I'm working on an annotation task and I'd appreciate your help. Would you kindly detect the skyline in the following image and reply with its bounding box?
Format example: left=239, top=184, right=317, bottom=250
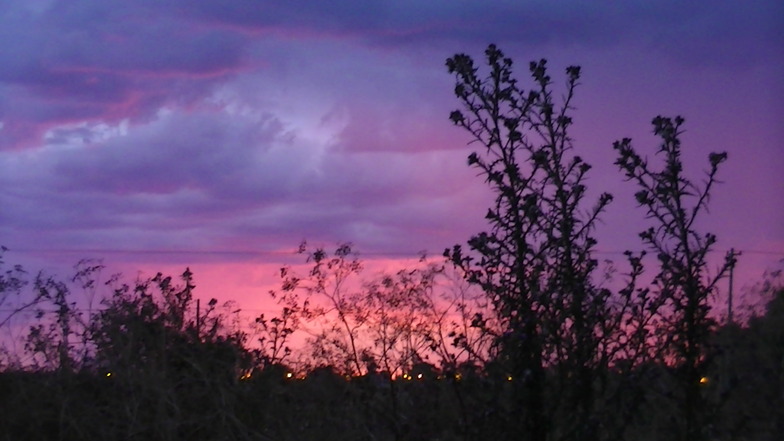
left=1, top=1, right=782, bottom=310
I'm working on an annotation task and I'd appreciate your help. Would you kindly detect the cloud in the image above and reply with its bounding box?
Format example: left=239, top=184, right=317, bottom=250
left=0, top=65, right=483, bottom=255
left=0, top=0, right=249, bottom=149
left=171, top=0, right=783, bottom=68
left=3, top=0, right=780, bottom=151
left=0, top=0, right=780, bottom=300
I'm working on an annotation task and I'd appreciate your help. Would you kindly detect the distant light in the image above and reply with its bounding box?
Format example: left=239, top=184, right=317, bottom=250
left=105, top=372, right=112, bottom=378
left=455, top=373, right=462, bottom=381
left=416, top=373, right=423, bottom=380
left=507, top=375, right=513, bottom=382
left=699, top=376, right=709, bottom=384
left=285, top=372, right=293, bottom=379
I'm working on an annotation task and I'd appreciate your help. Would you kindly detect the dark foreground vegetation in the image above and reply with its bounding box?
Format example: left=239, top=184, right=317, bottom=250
left=0, top=281, right=781, bottom=441
left=2, top=45, right=782, bottom=440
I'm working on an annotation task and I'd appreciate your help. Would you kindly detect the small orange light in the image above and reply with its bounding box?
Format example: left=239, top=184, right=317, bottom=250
left=699, top=376, right=709, bottom=384
left=507, top=375, right=513, bottom=382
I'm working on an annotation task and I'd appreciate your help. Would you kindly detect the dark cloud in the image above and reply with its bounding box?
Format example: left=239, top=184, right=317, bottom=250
left=0, top=0, right=248, bottom=149
left=171, top=0, right=783, bottom=67
left=52, top=112, right=283, bottom=195
left=2, top=0, right=780, bottom=150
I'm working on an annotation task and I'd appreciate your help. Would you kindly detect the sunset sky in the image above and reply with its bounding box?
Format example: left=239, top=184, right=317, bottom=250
left=1, top=1, right=782, bottom=313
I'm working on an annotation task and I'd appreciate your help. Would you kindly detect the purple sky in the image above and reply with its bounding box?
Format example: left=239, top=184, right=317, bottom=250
left=1, top=1, right=782, bottom=309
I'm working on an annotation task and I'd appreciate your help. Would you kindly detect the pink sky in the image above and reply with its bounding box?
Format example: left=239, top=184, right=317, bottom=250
left=1, top=1, right=782, bottom=317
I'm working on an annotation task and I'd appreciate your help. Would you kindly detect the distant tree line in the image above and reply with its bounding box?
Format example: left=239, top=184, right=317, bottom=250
left=0, top=45, right=782, bottom=441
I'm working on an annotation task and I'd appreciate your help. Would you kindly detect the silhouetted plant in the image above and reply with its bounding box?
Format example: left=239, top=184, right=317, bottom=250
left=429, top=268, right=499, bottom=372
left=445, top=44, right=613, bottom=441
left=1, top=248, right=37, bottom=369
left=84, top=268, right=256, bottom=440
left=614, top=116, right=734, bottom=441
left=0, top=247, right=31, bottom=329
left=270, top=243, right=455, bottom=378
left=253, top=302, right=298, bottom=368
left=23, top=260, right=104, bottom=373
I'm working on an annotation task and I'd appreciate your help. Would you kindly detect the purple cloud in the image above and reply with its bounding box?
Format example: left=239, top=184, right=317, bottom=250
left=0, top=0, right=780, bottom=307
